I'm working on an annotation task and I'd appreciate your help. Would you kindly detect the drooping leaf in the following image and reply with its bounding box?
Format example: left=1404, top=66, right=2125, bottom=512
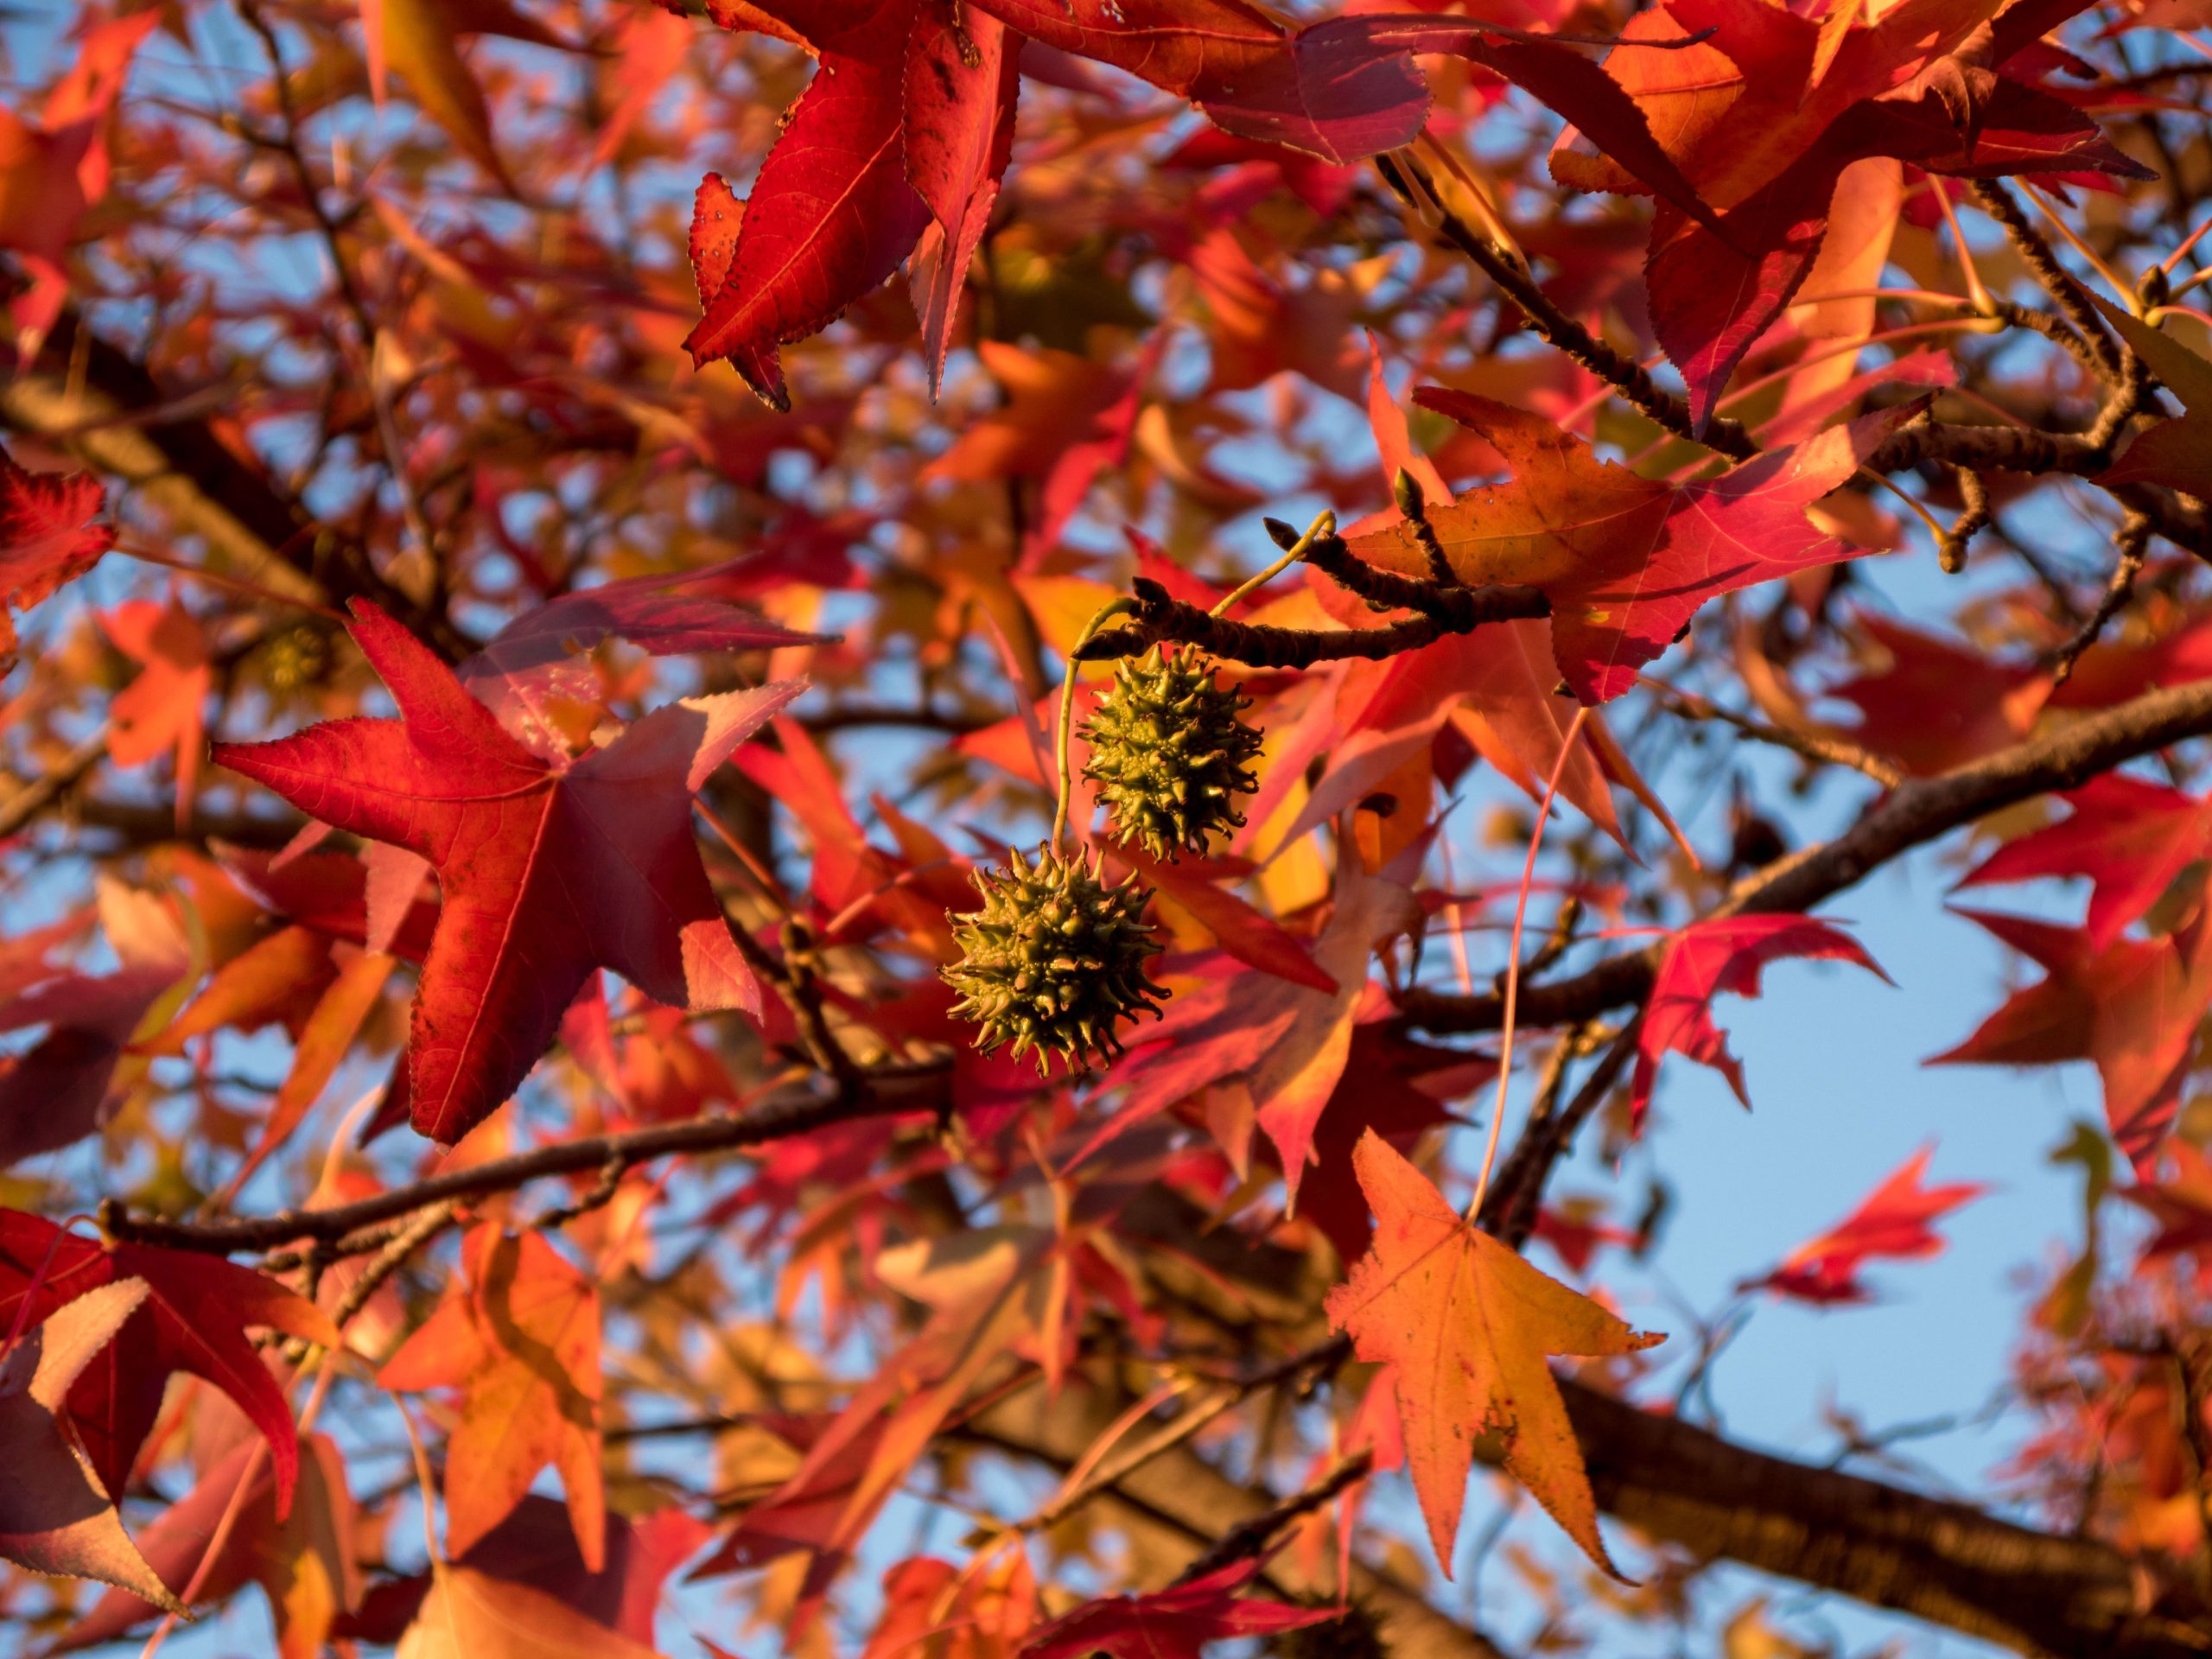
left=213, top=600, right=804, bottom=1144
left=1325, top=1132, right=1664, bottom=1578
left=682, top=0, right=938, bottom=407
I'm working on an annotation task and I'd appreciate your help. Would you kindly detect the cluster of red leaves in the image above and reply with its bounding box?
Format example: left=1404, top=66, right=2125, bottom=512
left=0, top=0, right=2204, bottom=1651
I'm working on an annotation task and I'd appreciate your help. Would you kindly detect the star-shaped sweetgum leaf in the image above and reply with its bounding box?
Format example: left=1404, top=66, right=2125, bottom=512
left=1738, top=1146, right=1984, bottom=1305
left=0, top=1212, right=339, bottom=1513
left=379, top=1227, right=604, bottom=1570
left=684, top=0, right=1726, bottom=407
left=213, top=600, right=804, bottom=1145
left=1930, top=909, right=2212, bottom=1175
left=1554, top=0, right=2150, bottom=427
left=1342, top=391, right=1918, bottom=702
left=1325, top=1132, right=1664, bottom=1580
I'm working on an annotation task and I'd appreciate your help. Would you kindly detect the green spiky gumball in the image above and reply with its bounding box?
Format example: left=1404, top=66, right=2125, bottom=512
left=1081, top=645, right=1262, bottom=861
left=257, top=621, right=334, bottom=694
left=942, top=844, right=1166, bottom=1072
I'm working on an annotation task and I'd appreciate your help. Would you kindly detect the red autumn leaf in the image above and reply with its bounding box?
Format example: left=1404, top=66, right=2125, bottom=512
left=1957, top=773, right=2212, bottom=951
left=1634, top=913, right=1890, bottom=1127
left=1826, top=612, right=2051, bottom=775
left=1018, top=1558, right=1334, bottom=1659
left=0, top=11, right=158, bottom=355
left=212, top=600, right=803, bottom=1144
left=1110, top=842, right=1339, bottom=995
left=904, top=4, right=1020, bottom=393
left=2124, top=1141, right=2212, bottom=1260
left=865, top=1550, right=1036, bottom=1659
left=0, top=1278, right=181, bottom=1612
left=1738, top=1146, right=1986, bottom=1304
left=54, top=1432, right=359, bottom=1659
left=1343, top=392, right=1915, bottom=702
left=0, top=441, right=112, bottom=671
left=1556, top=0, right=2147, bottom=425
left=0, top=1213, right=339, bottom=1510
left=378, top=1226, right=606, bottom=1570
left=1081, top=849, right=1421, bottom=1205
left=2088, top=292, right=2212, bottom=495
left=1325, top=1132, right=1665, bottom=1579
left=456, top=560, right=830, bottom=758
left=1930, top=909, right=2212, bottom=1175
left=681, top=0, right=988, bottom=408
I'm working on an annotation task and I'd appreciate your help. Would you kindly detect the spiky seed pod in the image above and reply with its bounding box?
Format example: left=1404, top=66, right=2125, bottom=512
left=1081, top=645, right=1263, bottom=861
left=942, top=844, right=1166, bottom=1073
left=257, top=622, right=334, bottom=694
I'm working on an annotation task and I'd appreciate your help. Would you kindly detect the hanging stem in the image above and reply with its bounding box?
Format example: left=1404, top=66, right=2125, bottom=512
left=1054, top=597, right=1140, bottom=850
left=1210, top=510, right=1337, bottom=620
left=1468, top=705, right=1589, bottom=1223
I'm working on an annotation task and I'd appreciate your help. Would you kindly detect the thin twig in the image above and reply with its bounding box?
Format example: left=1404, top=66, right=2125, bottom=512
left=1171, top=1451, right=1375, bottom=1585
left=2050, top=512, right=2152, bottom=689
left=1640, top=679, right=1905, bottom=788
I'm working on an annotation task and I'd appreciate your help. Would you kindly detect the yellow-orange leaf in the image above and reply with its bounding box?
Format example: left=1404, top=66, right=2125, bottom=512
left=379, top=1226, right=604, bottom=1570
left=396, top=1565, right=664, bottom=1659
left=1325, top=1132, right=1663, bottom=1580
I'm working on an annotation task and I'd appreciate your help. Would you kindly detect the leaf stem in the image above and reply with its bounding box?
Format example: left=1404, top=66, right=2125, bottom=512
left=1210, top=510, right=1336, bottom=620
left=1053, top=597, right=1140, bottom=850
left=1469, top=706, right=1588, bottom=1223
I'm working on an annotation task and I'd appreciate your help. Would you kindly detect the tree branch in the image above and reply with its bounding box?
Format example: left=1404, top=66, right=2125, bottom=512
left=1399, top=673, right=2212, bottom=1032
left=100, top=1065, right=944, bottom=1255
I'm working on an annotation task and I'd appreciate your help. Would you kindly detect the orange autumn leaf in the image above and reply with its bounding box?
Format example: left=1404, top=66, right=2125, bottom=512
left=1325, top=1132, right=1664, bottom=1580
left=379, top=1226, right=605, bottom=1570
left=396, top=1564, right=664, bottom=1659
